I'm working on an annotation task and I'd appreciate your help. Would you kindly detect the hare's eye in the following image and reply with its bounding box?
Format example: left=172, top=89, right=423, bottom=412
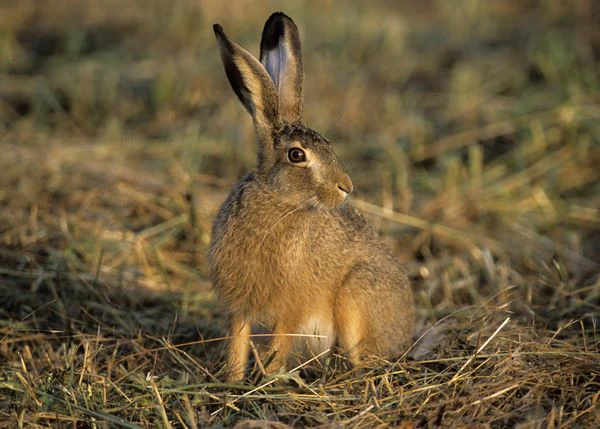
left=288, top=148, right=306, bottom=163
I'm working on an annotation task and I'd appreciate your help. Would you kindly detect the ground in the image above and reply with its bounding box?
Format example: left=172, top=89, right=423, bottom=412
left=0, top=0, right=599, bottom=427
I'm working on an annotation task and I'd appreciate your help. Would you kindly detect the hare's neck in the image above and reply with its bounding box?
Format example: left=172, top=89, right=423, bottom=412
left=258, top=191, right=311, bottom=221
left=253, top=181, right=323, bottom=217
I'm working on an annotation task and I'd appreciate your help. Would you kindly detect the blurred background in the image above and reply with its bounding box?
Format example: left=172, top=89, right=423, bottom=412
left=0, top=0, right=599, bottom=425
left=2, top=0, right=599, bottom=329
left=2, top=0, right=598, bottom=304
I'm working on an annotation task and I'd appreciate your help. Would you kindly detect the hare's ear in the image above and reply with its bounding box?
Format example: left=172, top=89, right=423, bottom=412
left=214, top=24, right=281, bottom=145
left=260, top=12, right=304, bottom=124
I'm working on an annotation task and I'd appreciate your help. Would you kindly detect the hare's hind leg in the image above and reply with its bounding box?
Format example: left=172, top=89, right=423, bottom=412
left=335, top=269, right=370, bottom=367
left=335, top=296, right=365, bottom=367
left=336, top=263, right=389, bottom=366
left=337, top=263, right=415, bottom=367
left=227, top=317, right=251, bottom=381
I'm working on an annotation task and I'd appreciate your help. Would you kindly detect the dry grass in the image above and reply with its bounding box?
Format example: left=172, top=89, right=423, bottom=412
left=1, top=0, right=599, bottom=427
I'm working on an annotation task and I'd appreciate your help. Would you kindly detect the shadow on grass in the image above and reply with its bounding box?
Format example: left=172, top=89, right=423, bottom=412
left=0, top=251, right=228, bottom=380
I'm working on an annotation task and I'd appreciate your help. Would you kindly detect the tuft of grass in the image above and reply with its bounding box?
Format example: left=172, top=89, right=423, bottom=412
left=1, top=0, right=599, bottom=427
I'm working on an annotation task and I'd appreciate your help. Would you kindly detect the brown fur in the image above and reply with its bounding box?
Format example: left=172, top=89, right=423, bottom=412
left=211, top=12, right=415, bottom=381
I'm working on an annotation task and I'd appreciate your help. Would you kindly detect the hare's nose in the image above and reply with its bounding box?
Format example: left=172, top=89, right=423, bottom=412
left=337, top=174, right=353, bottom=195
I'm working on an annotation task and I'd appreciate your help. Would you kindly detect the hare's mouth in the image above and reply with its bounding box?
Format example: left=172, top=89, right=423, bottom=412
left=309, top=189, right=348, bottom=210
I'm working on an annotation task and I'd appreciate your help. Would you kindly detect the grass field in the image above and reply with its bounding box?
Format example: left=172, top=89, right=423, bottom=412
left=1, top=0, right=599, bottom=427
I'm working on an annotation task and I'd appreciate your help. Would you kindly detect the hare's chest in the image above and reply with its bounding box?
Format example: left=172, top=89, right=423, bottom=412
left=214, top=209, right=312, bottom=300
left=232, top=212, right=309, bottom=273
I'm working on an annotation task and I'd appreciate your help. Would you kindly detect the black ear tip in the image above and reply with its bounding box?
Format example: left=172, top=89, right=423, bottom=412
left=213, top=24, right=224, bottom=37
left=270, top=11, right=291, bottom=20
left=266, top=11, right=294, bottom=26
left=262, top=11, right=296, bottom=51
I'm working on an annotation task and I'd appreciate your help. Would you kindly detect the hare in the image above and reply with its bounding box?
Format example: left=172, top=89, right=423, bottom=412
left=210, top=12, right=415, bottom=381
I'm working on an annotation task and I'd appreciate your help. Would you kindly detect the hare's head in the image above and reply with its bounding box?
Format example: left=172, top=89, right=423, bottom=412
left=214, top=12, right=352, bottom=209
